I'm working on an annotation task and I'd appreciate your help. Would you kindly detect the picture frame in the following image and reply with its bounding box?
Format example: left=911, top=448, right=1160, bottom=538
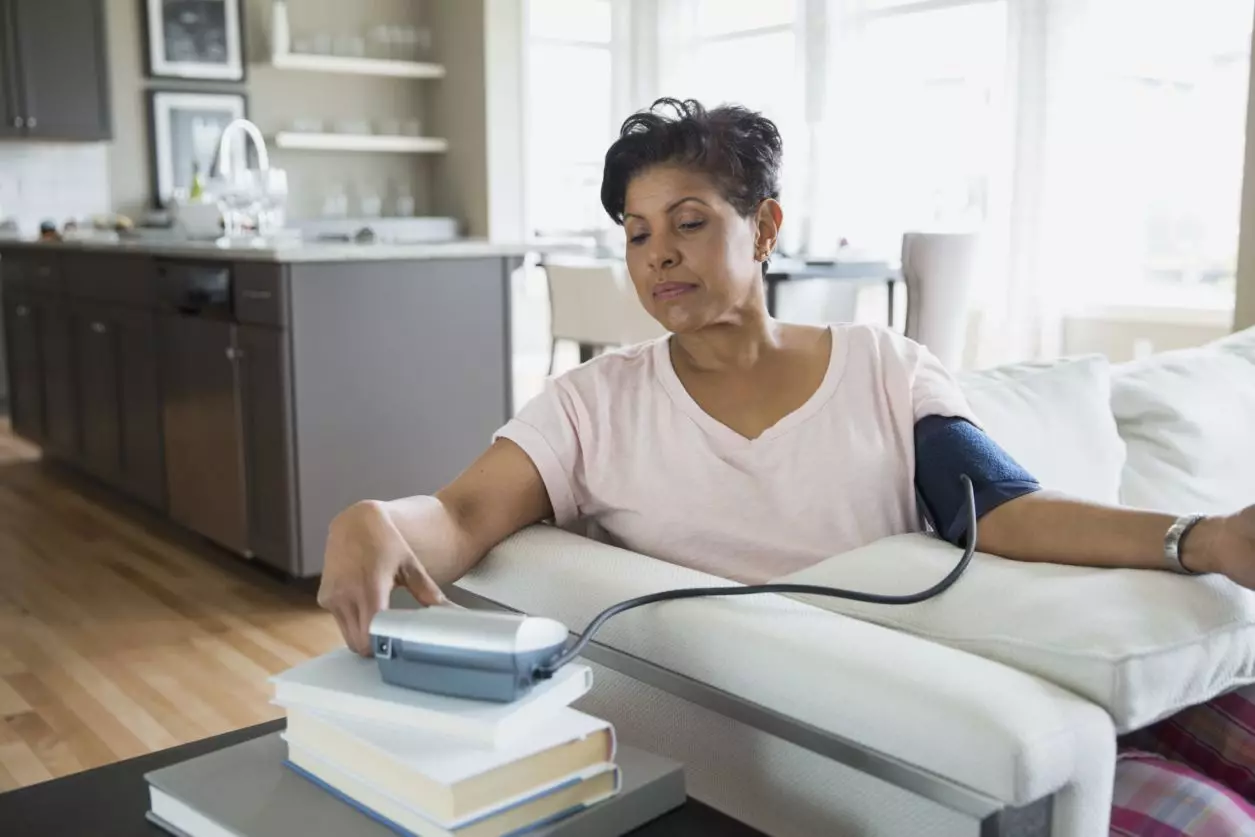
left=148, top=90, right=248, bottom=208
left=145, top=0, right=246, bottom=81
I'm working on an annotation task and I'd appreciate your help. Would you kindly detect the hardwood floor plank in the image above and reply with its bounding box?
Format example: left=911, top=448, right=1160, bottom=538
left=18, top=612, right=178, bottom=752
left=0, top=760, right=17, bottom=792
left=0, top=422, right=341, bottom=791
left=0, top=676, right=31, bottom=717
left=6, top=710, right=85, bottom=779
left=125, top=652, right=237, bottom=740
left=5, top=672, right=118, bottom=772
left=0, top=734, right=54, bottom=787
left=94, top=655, right=207, bottom=744
left=0, top=644, right=25, bottom=677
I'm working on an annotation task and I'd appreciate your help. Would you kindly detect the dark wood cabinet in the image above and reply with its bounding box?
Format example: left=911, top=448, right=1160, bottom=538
left=3, top=246, right=516, bottom=580
left=237, top=324, right=298, bottom=573
left=74, top=306, right=120, bottom=482
left=159, top=315, right=249, bottom=556
left=4, top=293, right=44, bottom=442
left=0, top=2, right=21, bottom=138
left=40, top=295, right=77, bottom=460
left=0, top=0, right=110, bottom=141
left=71, top=302, right=164, bottom=508
left=116, top=311, right=164, bottom=509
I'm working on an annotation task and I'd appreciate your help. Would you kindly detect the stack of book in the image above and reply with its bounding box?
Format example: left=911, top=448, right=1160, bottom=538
left=268, top=648, right=619, bottom=837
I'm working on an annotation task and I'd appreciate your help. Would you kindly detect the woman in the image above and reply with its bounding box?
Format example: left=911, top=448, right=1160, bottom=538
left=320, top=99, right=1255, bottom=833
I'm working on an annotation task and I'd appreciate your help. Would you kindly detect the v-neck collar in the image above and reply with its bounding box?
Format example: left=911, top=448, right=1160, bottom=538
left=654, top=325, right=847, bottom=449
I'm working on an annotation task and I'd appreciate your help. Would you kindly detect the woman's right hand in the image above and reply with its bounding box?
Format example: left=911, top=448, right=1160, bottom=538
left=317, top=500, right=448, bottom=656
left=317, top=439, right=554, bottom=656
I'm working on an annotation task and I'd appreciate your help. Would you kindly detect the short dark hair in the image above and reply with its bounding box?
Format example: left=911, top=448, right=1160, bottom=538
left=600, top=98, right=783, bottom=225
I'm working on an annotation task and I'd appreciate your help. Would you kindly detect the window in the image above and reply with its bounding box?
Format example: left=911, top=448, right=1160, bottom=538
left=524, top=0, right=619, bottom=236
left=813, top=0, right=1008, bottom=257
left=516, top=0, right=1255, bottom=355
left=1039, top=0, right=1253, bottom=306
left=657, top=0, right=808, bottom=248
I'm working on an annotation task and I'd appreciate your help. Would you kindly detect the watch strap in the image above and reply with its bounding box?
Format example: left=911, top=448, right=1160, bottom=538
left=1165, top=514, right=1207, bottom=575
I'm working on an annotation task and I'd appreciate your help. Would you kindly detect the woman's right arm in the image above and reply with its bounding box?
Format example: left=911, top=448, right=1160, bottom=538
left=317, top=438, right=553, bottom=655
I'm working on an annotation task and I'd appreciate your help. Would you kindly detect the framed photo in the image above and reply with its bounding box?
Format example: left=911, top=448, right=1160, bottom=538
left=145, top=0, right=245, bottom=81
left=148, top=90, right=248, bottom=207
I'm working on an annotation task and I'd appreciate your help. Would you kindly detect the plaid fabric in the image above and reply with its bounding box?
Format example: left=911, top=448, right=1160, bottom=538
left=1121, top=684, right=1255, bottom=803
left=1110, top=750, right=1255, bottom=836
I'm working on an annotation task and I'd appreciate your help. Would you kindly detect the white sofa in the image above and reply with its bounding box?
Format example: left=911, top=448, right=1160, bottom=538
left=425, top=326, right=1255, bottom=837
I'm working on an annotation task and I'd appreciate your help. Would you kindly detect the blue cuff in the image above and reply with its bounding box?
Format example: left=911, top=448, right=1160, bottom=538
left=915, top=415, right=1042, bottom=547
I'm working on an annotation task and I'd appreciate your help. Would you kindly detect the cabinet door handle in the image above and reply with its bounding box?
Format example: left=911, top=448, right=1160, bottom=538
left=90, top=321, right=107, bottom=334
left=15, top=305, right=28, bottom=316
left=241, top=289, right=272, bottom=300
left=26, top=116, right=36, bottom=129
left=225, top=347, right=244, bottom=361
left=13, top=117, right=23, bottom=128
left=36, top=265, right=51, bottom=278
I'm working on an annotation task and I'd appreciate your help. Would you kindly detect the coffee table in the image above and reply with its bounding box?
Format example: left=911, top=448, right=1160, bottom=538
left=0, top=719, right=765, bottom=836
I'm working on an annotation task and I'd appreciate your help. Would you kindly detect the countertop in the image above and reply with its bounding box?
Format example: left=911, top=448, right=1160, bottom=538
left=0, top=235, right=540, bottom=263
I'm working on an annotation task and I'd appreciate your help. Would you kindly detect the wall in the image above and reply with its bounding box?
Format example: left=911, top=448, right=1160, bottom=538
left=5, top=1, right=510, bottom=237
left=429, top=0, right=488, bottom=238
left=0, top=144, right=112, bottom=235
left=105, top=0, right=435, bottom=221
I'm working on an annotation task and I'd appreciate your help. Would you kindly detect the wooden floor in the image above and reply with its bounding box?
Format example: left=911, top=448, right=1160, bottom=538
left=0, top=422, right=341, bottom=792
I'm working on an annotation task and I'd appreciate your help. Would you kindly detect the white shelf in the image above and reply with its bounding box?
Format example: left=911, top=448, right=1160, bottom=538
left=272, top=52, right=446, bottom=79
left=272, top=132, right=450, bottom=154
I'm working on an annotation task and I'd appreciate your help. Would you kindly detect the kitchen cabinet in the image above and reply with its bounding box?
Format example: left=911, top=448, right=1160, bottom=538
left=2, top=244, right=518, bottom=580
left=237, top=324, right=298, bottom=573
left=0, top=0, right=111, bottom=141
left=71, top=302, right=164, bottom=508
left=2, top=290, right=76, bottom=454
left=0, top=0, right=19, bottom=139
left=4, top=293, right=43, bottom=441
left=39, top=295, right=77, bottom=460
left=159, top=314, right=249, bottom=557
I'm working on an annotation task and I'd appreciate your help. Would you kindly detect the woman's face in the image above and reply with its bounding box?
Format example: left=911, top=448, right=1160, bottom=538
left=622, top=164, right=781, bottom=333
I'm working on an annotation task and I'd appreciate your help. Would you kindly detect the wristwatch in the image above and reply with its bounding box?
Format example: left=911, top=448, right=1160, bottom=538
left=1164, top=513, right=1207, bottom=575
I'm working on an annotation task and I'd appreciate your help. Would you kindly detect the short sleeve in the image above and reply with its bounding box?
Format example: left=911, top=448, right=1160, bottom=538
left=493, top=380, right=583, bottom=527
left=905, top=338, right=978, bottom=425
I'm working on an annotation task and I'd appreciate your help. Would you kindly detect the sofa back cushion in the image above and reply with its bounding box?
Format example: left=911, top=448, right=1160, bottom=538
left=957, top=355, right=1127, bottom=505
left=774, top=533, right=1255, bottom=732
left=1111, top=327, right=1255, bottom=515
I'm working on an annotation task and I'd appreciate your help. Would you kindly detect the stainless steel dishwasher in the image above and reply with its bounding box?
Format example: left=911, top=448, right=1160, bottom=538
left=157, top=261, right=250, bottom=556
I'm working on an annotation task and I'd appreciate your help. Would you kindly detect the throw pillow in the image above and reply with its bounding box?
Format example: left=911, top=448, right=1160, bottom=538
left=1111, top=326, right=1255, bottom=515
left=958, top=355, right=1127, bottom=505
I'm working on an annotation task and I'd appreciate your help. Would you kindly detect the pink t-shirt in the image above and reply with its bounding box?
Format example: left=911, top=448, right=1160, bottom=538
left=495, top=323, right=976, bottom=583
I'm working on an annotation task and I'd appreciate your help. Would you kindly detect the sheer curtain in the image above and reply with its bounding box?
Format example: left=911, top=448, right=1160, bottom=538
left=519, top=0, right=1255, bottom=363
left=1026, top=0, right=1252, bottom=356
left=524, top=0, right=619, bottom=237
left=813, top=0, right=1253, bottom=362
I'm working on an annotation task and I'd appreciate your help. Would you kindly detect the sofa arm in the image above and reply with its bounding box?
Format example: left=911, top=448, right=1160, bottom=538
left=447, top=526, right=1115, bottom=816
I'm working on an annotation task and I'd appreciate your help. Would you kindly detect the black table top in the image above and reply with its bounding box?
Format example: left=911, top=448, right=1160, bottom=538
left=0, top=720, right=764, bottom=837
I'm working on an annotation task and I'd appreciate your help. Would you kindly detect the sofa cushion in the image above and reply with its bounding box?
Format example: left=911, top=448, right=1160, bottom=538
left=773, top=532, right=1255, bottom=733
left=1111, top=326, right=1255, bottom=515
left=444, top=524, right=1115, bottom=814
left=957, top=355, right=1127, bottom=505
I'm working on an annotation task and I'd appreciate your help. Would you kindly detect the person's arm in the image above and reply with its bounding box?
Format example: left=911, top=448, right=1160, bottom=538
left=913, top=416, right=1255, bottom=584
left=977, top=490, right=1252, bottom=579
left=318, top=438, right=551, bottom=655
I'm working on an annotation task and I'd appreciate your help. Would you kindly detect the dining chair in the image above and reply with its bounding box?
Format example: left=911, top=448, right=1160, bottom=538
left=544, top=258, right=668, bottom=374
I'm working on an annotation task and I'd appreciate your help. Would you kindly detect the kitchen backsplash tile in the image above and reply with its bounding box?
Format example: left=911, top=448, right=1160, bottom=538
left=0, top=142, right=111, bottom=235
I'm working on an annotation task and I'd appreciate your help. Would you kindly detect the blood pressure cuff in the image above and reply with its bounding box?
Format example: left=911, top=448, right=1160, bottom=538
left=914, top=414, right=1041, bottom=547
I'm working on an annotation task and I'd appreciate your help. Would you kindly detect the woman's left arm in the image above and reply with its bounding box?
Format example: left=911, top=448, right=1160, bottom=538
left=978, top=490, right=1255, bottom=583
left=913, top=414, right=1255, bottom=584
